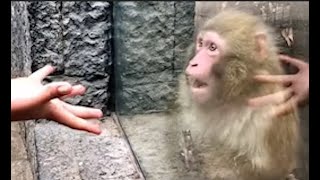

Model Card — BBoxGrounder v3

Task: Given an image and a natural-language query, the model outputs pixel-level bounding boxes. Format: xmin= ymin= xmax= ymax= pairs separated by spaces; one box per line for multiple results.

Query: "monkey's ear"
xmin=254 ymin=33 xmax=267 ymax=60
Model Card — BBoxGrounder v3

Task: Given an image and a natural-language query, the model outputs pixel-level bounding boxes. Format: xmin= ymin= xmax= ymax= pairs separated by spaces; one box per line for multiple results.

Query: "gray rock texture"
xmin=11 ymin=1 xmax=32 ymax=78
xmin=114 ymin=1 xmax=195 ymax=115
xmin=34 ymin=118 xmax=143 ymax=180
xmin=28 ymin=1 xmax=112 ymax=112
xmin=11 ymin=122 xmax=34 ymax=180
xmin=22 ymin=3 xmax=114 ymax=180
xmin=11 ymin=2 xmax=34 ymax=180
xmin=28 ymin=1 xmax=63 ymax=73
xmin=11 ymin=159 xmax=33 ymax=180
xmin=173 ymin=2 xmax=197 ymax=74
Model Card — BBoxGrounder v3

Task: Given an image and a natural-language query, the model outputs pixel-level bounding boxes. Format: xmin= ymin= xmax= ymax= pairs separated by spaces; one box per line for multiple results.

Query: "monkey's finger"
xmin=254 ymin=74 xmax=293 ymax=84
xmin=273 ymin=96 xmax=298 ymax=117
xmin=279 ymin=55 xmax=308 ymax=69
xmin=49 ymin=105 xmax=102 ymax=135
xmin=248 ymin=88 xmax=293 ymax=107
xmin=29 ymin=64 xmax=55 ymax=81
xmin=60 ymin=84 xmax=86 ymax=100
xmin=60 ymin=101 xmax=103 ymax=119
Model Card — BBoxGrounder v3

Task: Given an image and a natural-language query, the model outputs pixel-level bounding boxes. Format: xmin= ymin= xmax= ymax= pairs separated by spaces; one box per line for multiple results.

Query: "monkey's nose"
xmin=190 ymin=63 xmax=198 ymax=67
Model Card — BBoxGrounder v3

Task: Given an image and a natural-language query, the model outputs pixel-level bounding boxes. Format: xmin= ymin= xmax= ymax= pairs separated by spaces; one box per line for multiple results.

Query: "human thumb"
xmin=39 ymin=82 xmax=73 ymax=103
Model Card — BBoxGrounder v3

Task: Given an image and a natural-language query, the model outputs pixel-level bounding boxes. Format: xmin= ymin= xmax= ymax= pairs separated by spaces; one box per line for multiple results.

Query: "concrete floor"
xmin=120 ymin=113 xmax=201 ymax=180
xmin=11 ymin=122 xmax=33 ymax=180
xmin=10 ymin=113 xmax=198 ymax=180
xmin=120 ymin=112 xmax=309 ymax=180
xmin=10 ymin=116 xmax=144 ymax=180
xmin=11 ymin=112 xmax=309 ymax=180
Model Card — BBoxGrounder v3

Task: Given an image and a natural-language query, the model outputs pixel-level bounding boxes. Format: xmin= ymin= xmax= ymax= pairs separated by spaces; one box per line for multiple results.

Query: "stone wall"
xmin=13 ymin=1 xmax=196 ymax=116
xmin=12 ymin=2 xmax=114 ymax=180
xmin=113 ymin=1 xmax=195 ymax=115
xmin=28 ymin=1 xmax=112 ymax=113
xmin=12 ymin=1 xmax=196 ymax=179
xmin=11 ymin=2 xmax=35 ymax=180
xmin=11 ymin=1 xmax=32 ymax=78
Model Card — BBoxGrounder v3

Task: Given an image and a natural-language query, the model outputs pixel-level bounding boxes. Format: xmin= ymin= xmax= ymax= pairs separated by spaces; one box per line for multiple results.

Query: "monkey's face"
xmin=185 ymin=31 xmax=227 ymax=105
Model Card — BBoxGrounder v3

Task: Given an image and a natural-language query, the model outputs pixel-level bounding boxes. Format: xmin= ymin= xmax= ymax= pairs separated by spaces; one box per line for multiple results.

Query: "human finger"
xmin=29 ymin=65 xmax=56 ymax=81
xmin=60 ymin=101 xmax=103 ymax=119
xmin=13 ymin=82 xmax=73 ymax=111
xmin=60 ymin=84 xmax=86 ymax=100
xmin=254 ymin=74 xmax=293 ymax=84
xmin=273 ymin=96 xmax=298 ymax=117
xmin=279 ymin=55 xmax=308 ymax=69
xmin=48 ymin=104 xmax=102 ymax=135
xmin=37 ymin=82 xmax=73 ymax=104
xmin=248 ymin=88 xmax=293 ymax=107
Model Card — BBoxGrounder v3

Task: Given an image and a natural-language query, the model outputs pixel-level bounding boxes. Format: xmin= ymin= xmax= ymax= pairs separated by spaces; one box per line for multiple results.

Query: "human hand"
xmin=11 ymin=65 xmax=103 ymax=135
xmin=248 ymin=55 xmax=309 ymax=117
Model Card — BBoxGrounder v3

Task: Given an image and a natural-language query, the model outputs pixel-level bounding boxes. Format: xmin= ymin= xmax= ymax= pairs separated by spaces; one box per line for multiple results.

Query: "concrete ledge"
xmin=33 ymin=117 xmax=143 ymax=180
xmin=11 ymin=122 xmax=34 ymax=180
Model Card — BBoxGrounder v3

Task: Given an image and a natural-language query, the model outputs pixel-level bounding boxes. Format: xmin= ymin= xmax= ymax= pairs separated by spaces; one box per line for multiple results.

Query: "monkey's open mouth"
xmin=193 ymin=80 xmax=207 ymax=88
xmin=188 ymin=78 xmax=208 ymax=88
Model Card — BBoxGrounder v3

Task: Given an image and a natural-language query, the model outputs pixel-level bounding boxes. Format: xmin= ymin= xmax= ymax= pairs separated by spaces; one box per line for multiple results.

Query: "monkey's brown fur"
xmin=171 ymin=9 xmax=300 ymax=180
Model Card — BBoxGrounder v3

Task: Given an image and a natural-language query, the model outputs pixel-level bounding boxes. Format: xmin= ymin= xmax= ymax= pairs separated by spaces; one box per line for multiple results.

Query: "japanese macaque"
xmin=171 ymin=9 xmax=301 ymax=180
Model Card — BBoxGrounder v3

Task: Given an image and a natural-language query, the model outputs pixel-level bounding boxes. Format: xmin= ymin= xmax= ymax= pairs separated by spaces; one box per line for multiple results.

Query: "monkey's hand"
xmin=248 ymin=55 xmax=309 ymax=117
xmin=11 ymin=65 xmax=103 ymax=135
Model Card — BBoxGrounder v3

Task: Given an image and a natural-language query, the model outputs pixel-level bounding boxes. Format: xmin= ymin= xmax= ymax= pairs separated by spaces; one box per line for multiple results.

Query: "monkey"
xmin=169 ymin=9 xmax=301 ymax=180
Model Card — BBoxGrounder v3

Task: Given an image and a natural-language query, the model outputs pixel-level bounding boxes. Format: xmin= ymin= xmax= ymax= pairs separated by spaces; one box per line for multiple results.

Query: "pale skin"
xmin=11 ymin=65 xmax=103 ymax=135
xmin=248 ymin=55 xmax=309 ymax=117
xmin=185 ymin=31 xmax=224 ymax=105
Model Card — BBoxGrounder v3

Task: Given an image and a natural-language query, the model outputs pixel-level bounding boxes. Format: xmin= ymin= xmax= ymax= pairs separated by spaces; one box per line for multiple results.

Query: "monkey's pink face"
xmin=185 ymin=31 xmax=227 ymax=104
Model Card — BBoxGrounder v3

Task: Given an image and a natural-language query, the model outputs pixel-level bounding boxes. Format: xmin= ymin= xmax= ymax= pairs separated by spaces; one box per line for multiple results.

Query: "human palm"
xmin=11 ymin=65 xmax=102 ymax=135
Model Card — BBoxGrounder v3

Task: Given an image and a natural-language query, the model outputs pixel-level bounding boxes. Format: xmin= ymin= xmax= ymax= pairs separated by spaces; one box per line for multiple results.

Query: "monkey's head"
xmin=185 ymin=10 xmax=281 ymax=106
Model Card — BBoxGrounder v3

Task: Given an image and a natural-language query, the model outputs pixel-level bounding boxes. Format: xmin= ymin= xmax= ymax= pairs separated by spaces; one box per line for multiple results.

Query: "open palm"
xmin=11 ymin=65 xmax=103 ymax=135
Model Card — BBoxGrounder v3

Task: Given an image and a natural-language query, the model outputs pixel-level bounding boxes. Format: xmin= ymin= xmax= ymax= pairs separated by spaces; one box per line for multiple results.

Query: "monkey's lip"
xmin=189 ymin=78 xmax=208 ymax=88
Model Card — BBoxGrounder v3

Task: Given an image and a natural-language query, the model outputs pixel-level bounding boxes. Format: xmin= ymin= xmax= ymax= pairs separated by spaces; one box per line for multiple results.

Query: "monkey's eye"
xmin=209 ymin=43 xmax=217 ymax=51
